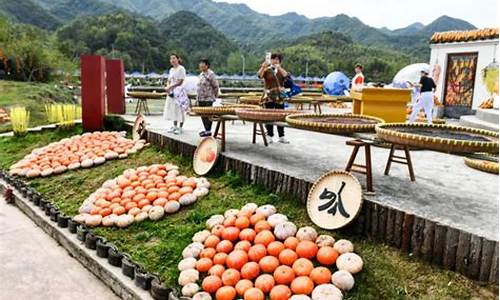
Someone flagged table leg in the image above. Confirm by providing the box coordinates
[213,119,221,137]
[384,144,396,175]
[252,122,257,144]
[221,120,226,152]
[365,144,373,192]
[135,99,140,114]
[318,103,322,114]
[404,146,416,181]
[144,100,150,115]
[259,123,268,147]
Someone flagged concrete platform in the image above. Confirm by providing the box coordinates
[460,109,499,131]
[123,112,499,242]
[0,197,119,300]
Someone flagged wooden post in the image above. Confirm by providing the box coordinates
[80,55,106,131]
[105,59,125,114]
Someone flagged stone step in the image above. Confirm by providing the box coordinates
[459,115,499,132]
[476,108,499,124]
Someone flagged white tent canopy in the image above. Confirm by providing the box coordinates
[392,63,430,86]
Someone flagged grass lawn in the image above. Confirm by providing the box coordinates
[0,80,76,133]
[0,127,498,299]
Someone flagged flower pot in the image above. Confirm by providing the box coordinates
[107,245,123,267]
[96,238,110,258]
[84,232,98,250]
[150,276,171,300]
[135,268,153,290]
[32,194,41,206]
[44,203,52,216]
[68,219,78,234]
[57,214,69,228]
[76,225,88,241]
[50,207,59,222]
[121,255,136,279]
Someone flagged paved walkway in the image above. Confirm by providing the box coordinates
[0,197,118,300]
[123,107,498,241]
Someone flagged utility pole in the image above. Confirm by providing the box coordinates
[305,58,309,88]
[241,53,245,80]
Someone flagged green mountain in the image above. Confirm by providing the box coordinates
[273,31,412,82]
[48,0,122,23]
[0,0,61,30]
[418,15,476,36]
[55,11,240,72]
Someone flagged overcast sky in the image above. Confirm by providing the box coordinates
[214,0,498,29]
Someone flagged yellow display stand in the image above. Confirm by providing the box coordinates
[350,88,411,122]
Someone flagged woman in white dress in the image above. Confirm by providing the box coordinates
[164,54,188,134]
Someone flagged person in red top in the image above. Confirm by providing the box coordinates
[351,64,364,90]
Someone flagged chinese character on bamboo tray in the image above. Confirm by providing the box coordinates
[307,171,362,230]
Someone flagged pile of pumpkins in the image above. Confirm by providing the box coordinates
[431,28,499,44]
[0,108,9,123]
[73,163,210,228]
[9,131,147,178]
[177,203,363,300]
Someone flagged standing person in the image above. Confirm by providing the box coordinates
[163,54,188,134]
[409,68,436,124]
[351,64,365,91]
[257,53,289,144]
[197,58,220,137]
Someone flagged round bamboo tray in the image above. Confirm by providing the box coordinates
[236,109,304,122]
[414,118,447,124]
[286,113,384,134]
[464,157,499,174]
[375,123,499,153]
[191,104,260,116]
[219,92,261,99]
[127,91,167,99]
[288,96,314,104]
[239,96,262,105]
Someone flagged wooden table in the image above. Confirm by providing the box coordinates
[127,92,167,115]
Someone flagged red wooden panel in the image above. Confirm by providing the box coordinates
[80,55,106,131]
[106,59,125,114]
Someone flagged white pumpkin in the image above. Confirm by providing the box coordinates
[192,292,212,300]
[178,257,197,271]
[182,283,200,297]
[85,214,102,227]
[296,226,318,241]
[193,187,209,198]
[93,157,106,165]
[116,214,134,228]
[142,205,153,213]
[290,296,312,300]
[53,166,67,174]
[179,193,197,206]
[274,221,297,240]
[118,153,128,159]
[134,212,149,222]
[182,243,204,258]
[68,162,80,170]
[336,253,363,274]
[168,169,180,177]
[224,209,239,218]
[78,204,93,214]
[316,235,336,247]
[40,168,54,177]
[104,151,118,160]
[81,159,94,168]
[256,204,276,217]
[102,214,117,227]
[206,215,224,229]
[164,200,181,213]
[331,270,355,291]
[102,179,117,189]
[126,148,137,155]
[333,239,354,254]
[267,213,288,227]
[311,284,343,300]
[148,206,165,220]
[128,207,141,216]
[240,203,258,213]
[192,230,211,243]
[73,214,89,224]
[178,269,199,286]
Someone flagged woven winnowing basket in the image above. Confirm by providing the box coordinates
[375,123,499,153]
[286,113,384,134]
[191,105,260,116]
[236,109,304,122]
[464,157,499,174]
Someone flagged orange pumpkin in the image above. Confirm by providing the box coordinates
[254,230,275,246]
[212,224,225,237]
[250,213,266,226]
[292,258,314,276]
[267,241,285,257]
[273,265,295,285]
[239,228,256,242]
[309,266,332,284]
[284,237,299,250]
[196,258,213,272]
[216,240,234,254]
[248,244,267,262]
[223,216,237,227]
[244,288,264,300]
[213,253,228,265]
[221,268,241,286]
[208,264,225,277]
[290,276,314,295]
[254,220,272,233]
[205,235,221,248]
[234,240,252,252]
[316,246,339,266]
[240,261,260,280]
[235,279,253,296]
[258,256,280,273]
[278,249,298,266]
[254,274,275,293]
[200,247,217,259]
[295,240,318,259]
[235,216,250,229]
[215,286,236,300]
[226,250,248,270]
[202,275,223,293]
[221,227,241,242]
[269,285,292,300]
